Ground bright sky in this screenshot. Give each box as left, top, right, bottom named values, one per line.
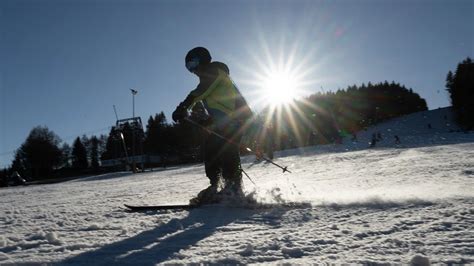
left=1, top=0, right=472, bottom=168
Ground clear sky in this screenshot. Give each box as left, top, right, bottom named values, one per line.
left=1, top=0, right=472, bottom=168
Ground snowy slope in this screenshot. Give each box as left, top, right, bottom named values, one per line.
left=1, top=108, right=473, bottom=265
left=345, top=107, right=466, bottom=148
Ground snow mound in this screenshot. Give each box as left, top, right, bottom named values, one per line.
left=411, top=254, right=431, bottom=266
left=321, top=196, right=434, bottom=210
left=239, top=244, right=254, bottom=256
left=45, top=232, right=62, bottom=245
left=281, top=246, right=305, bottom=258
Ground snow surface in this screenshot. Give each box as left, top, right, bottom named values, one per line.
left=1, top=108, right=473, bottom=264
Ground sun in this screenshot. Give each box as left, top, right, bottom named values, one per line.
left=233, top=30, right=328, bottom=110
left=260, top=70, right=301, bottom=106
left=243, top=48, right=311, bottom=108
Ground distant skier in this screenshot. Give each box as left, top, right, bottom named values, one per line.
left=394, top=135, right=401, bottom=144
left=370, top=133, right=377, bottom=147
left=256, top=122, right=274, bottom=160
left=351, top=131, right=358, bottom=142
left=377, top=132, right=383, bottom=141
left=172, top=47, right=253, bottom=204
left=264, top=123, right=274, bottom=159
left=254, top=142, right=263, bottom=161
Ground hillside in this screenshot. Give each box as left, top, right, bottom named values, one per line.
left=0, top=107, right=473, bottom=264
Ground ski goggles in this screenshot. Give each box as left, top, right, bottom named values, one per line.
left=186, top=58, right=200, bottom=73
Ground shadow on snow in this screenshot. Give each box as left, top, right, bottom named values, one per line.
left=59, top=207, right=289, bottom=265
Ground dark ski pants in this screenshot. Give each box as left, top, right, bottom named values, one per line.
left=203, top=131, right=242, bottom=187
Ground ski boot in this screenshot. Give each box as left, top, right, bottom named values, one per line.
left=218, top=180, right=245, bottom=201
left=189, top=185, right=219, bottom=206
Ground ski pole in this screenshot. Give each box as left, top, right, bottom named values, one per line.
left=184, top=117, right=291, bottom=173
left=184, top=118, right=260, bottom=185
left=241, top=168, right=256, bottom=186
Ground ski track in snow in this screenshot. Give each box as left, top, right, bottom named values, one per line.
left=1, top=109, right=474, bottom=264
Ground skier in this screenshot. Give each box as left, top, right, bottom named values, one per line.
left=172, top=47, right=253, bottom=204
left=351, top=131, right=358, bottom=142
left=370, top=133, right=377, bottom=147
left=394, top=135, right=401, bottom=144
left=377, top=132, right=383, bottom=141
left=264, top=123, right=275, bottom=159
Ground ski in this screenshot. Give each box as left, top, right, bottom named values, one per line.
left=124, top=203, right=198, bottom=211
left=124, top=201, right=312, bottom=211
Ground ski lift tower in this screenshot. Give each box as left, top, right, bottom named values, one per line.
left=115, top=116, right=144, bottom=172
left=130, top=89, right=138, bottom=172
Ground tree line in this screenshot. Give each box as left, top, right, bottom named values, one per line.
left=250, top=81, right=428, bottom=150
left=446, top=57, right=473, bottom=130
left=3, top=127, right=109, bottom=182
left=5, top=55, right=474, bottom=185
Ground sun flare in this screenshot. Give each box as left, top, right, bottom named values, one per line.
left=235, top=30, right=327, bottom=110
left=261, top=70, right=301, bottom=106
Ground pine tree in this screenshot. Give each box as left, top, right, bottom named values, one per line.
left=13, top=126, right=63, bottom=179
left=60, top=143, right=72, bottom=168
left=144, top=112, right=170, bottom=155
left=446, top=57, right=474, bottom=129
left=90, top=136, right=100, bottom=171
left=72, top=137, right=88, bottom=170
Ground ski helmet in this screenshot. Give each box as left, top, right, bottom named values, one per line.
left=185, top=47, right=211, bottom=72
